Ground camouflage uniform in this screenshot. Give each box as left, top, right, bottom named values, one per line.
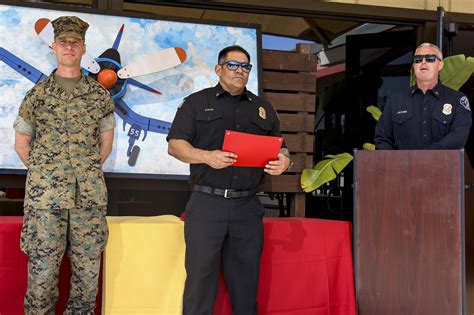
left=14, top=16, right=115, bottom=315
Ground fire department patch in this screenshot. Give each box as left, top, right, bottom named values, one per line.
left=460, top=96, right=471, bottom=111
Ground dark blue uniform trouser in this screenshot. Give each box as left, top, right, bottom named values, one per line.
left=183, top=191, right=265, bottom=315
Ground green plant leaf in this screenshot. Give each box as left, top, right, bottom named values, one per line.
left=366, top=105, right=382, bottom=121
left=300, top=153, right=353, bottom=193
left=440, top=55, right=474, bottom=91
left=363, top=143, right=376, bottom=150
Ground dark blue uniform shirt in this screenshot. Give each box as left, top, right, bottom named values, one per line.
left=375, top=82, right=472, bottom=149
left=166, top=84, right=283, bottom=190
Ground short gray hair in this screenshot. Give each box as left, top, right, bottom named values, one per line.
left=415, top=43, right=443, bottom=59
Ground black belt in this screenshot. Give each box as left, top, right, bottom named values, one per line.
left=193, top=185, right=254, bottom=199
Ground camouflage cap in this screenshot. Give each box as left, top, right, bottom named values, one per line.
left=51, top=16, right=89, bottom=40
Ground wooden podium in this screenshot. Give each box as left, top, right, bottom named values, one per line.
left=354, top=150, right=474, bottom=315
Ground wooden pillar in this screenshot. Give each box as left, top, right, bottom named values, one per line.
left=259, top=44, right=317, bottom=217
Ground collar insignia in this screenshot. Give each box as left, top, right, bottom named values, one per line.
left=259, top=106, right=266, bottom=119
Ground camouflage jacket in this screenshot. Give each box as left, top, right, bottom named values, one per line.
left=18, top=72, right=115, bottom=210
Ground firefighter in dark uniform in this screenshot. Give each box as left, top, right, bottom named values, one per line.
left=167, top=45, right=291, bottom=315
left=375, top=42, right=472, bottom=149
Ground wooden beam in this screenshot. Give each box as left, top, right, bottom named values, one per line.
left=262, top=50, right=318, bottom=72
left=257, top=174, right=302, bottom=192
left=263, top=72, right=316, bottom=93
left=290, top=193, right=306, bottom=217
left=279, top=113, right=315, bottom=132
left=263, top=92, right=316, bottom=113
left=283, top=134, right=314, bottom=153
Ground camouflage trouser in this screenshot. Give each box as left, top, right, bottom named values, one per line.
left=20, top=206, right=108, bottom=315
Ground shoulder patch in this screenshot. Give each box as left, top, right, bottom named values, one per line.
left=460, top=96, right=471, bottom=111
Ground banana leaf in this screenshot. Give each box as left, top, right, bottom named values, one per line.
left=440, top=55, right=474, bottom=90
left=366, top=105, right=382, bottom=121
left=300, top=153, right=353, bottom=193
left=363, top=143, right=376, bottom=150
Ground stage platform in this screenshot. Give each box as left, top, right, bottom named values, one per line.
left=0, top=216, right=356, bottom=314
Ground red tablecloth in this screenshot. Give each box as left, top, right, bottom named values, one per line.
left=214, top=218, right=356, bottom=315
left=0, top=216, right=101, bottom=315
left=0, top=216, right=355, bottom=315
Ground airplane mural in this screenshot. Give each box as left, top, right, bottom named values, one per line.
left=0, top=18, right=187, bottom=166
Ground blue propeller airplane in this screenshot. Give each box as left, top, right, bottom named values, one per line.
left=0, top=18, right=188, bottom=166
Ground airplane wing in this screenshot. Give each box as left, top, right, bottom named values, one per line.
left=115, top=98, right=172, bottom=135
left=117, top=47, right=187, bottom=79
left=0, top=47, right=47, bottom=84
left=35, top=18, right=100, bottom=74
left=127, top=74, right=195, bottom=105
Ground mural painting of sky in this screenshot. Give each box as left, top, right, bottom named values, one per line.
left=0, top=4, right=259, bottom=177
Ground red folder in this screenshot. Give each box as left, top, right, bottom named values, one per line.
left=222, top=130, right=283, bottom=167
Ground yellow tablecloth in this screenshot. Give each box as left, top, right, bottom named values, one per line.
left=102, top=215, right=186, bottom=314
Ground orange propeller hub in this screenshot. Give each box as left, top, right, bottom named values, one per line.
left=98, top=69, right=118, bottom=89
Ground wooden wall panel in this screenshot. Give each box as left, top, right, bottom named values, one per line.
left=290, top=155, right=313, bottom=173
left=283, top=134, right=314, bottom=153
left=262, top=50, right=318, bottom=72
left=257, top=175, right=301, bottom=192
left=260, top=44, right=316, bottom=217
left=263, top=72, right=316, bottom=93
left=279, top=113, right=315, bottom=132
left=263, top=92, right=315, bottom=113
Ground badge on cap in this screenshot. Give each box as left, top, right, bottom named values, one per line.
left=460, top=96, right=471, bottom=111
left=442, top=103, right=452, bottom=115
left=259, top=106, right=266, bottom=119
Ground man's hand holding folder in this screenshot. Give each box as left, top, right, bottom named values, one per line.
left=222, top=130, right=290, bottom=174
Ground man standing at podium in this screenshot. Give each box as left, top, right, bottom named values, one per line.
left=167, top=45, right=291, bottom=314
left=375, top=42, right=472, bottom=149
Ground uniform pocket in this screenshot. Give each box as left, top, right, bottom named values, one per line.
left=195, top=110, right=224, bottom=149
left=36, top=106, right=62, bottom=129
left=432, top=113, right=454, bottom=126
left=196, top=110, right=223, bottom=123
left=251, top=115, right=272, bottom=130
left=248, top=115, right=272, bottom=135
left=392, top=111, right=414, bottom=145
left=392, top=111, right=413, bottom=125
left=20, top=208, right=38, bottom=257
left=432, top=112, right=454, bottom=141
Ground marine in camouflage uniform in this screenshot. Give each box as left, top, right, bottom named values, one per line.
left=13, top=16, right=116, bottom=314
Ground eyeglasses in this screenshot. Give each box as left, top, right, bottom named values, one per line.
left=221, top=60, right=252, bottom=73
left=413, top=54, right=442, bottom=64
left=56, top=39, right=82, bottom=48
